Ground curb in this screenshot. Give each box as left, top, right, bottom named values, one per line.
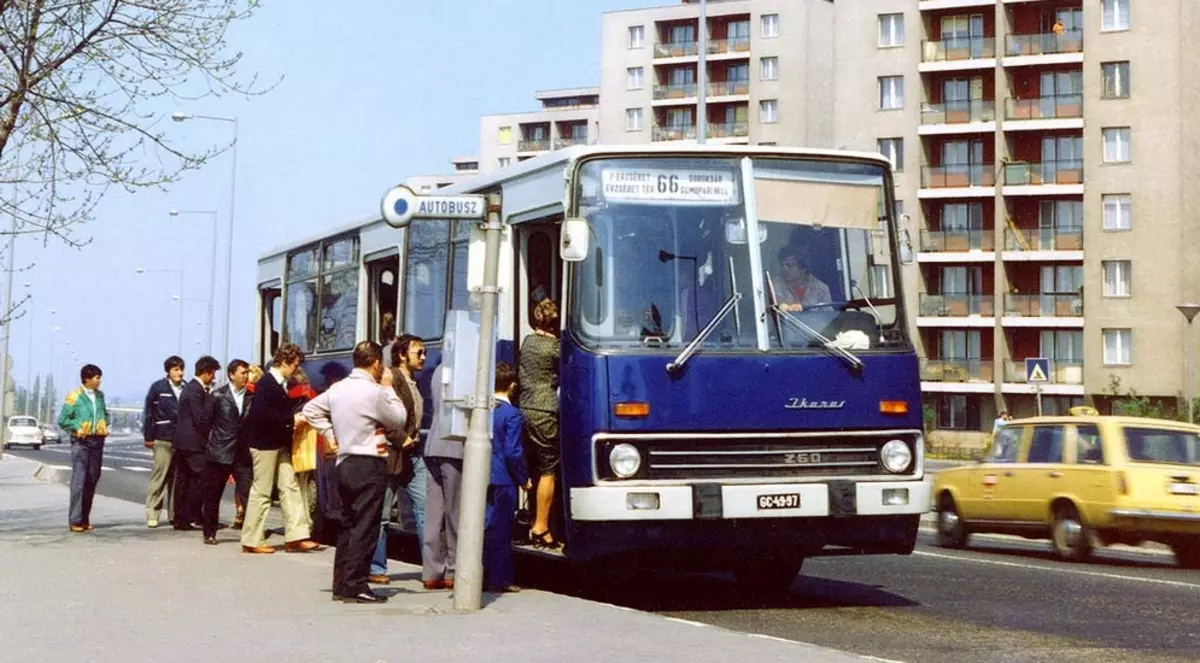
left=33, top=462, right=70, bottom=484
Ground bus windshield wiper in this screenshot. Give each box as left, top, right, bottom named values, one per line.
left=768, top=302, right=865, bottom=371
left=666, top=291, right=742, bottom=374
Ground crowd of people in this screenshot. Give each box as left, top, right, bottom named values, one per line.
left=56, top=300, right=567, bottom=604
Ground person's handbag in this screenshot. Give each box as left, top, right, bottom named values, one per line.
left=291, top=422, right=319, bottom=473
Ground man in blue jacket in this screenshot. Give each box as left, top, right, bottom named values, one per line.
left=142, top=355, right=185, bottom=528
left=485, top=362, right=531, bottom=593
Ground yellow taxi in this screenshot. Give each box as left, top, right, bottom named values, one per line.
left=932, top=408, right=1200, bottom=567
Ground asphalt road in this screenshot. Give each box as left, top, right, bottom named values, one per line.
left=10, top=446, right=1200, bottom=662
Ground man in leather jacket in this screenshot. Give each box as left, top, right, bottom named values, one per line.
left=201, top=359, right=252, bottom=544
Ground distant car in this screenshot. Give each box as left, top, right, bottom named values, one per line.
left=933, top=409, right=1200, bottom=568
left=41, top=425, right=61, bottom=444
left=5, top=416, right=42, bottom=450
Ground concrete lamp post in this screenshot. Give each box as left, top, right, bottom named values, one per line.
left=168, top=209, right=219, bottom=357
left=1178, top=304, right=1200, bottom=424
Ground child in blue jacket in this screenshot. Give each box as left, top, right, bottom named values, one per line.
left=485, top=362, right=531, bottom=592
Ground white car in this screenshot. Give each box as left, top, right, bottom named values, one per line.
left=5, top=416, right=42, bottom=450
left=41, top=425, right=62, bottom=444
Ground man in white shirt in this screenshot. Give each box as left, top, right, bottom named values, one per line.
left=303, top=341, right=408, bottom=604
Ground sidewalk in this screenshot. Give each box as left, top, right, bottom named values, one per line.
left=0, top=455, right=881, bottom=663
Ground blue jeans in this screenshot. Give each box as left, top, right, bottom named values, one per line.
left=69, top=437, right=105, bottom=526
left=370, top=453, right=427, bottom=575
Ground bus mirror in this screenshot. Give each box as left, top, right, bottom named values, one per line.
left=725, top=218, right=767, bottom=245
left=898, top=213, right=915, bottom=265
left=561, top=217, right=590, bottom=262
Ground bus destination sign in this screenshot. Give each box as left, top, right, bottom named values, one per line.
left=600, top=168, right=738, bottom=205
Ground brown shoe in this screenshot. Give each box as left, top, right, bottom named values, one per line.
left=444, top=579, right=455, bottom=590
left=368, top=574, right=391, bottom=585
left=241, top=545, right=276, bottom=554
left=69, top=525, right=86, bottom=533
left=284, top=539, right=322, bottom=553
left=422, top=579, right=449, bottom=591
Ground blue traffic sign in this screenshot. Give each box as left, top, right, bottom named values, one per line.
left=1025, top=357, right=1050, bottom=384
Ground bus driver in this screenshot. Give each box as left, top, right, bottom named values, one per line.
left=774, top=244, right=830, bottom=313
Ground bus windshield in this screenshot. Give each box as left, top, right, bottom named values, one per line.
left=570, top=155, right=905, bottom=354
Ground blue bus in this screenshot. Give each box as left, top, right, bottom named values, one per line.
left=254, top=144, right=926, bottom=591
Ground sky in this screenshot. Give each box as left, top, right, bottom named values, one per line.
left=9, top=0, right=656, bottom=404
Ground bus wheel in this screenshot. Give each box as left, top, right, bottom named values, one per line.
left=733, top=556, right=803, bottom=595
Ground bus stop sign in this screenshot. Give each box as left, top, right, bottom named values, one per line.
left=382, top=184, right=487, bottom=229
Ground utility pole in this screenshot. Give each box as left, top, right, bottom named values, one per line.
left=697, top=0, right=708, bottom=145
left=1177, top=304, right=1200, bottom=423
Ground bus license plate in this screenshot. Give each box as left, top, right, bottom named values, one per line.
left=757, top=493, right=801, bottom=510
left=1170, top=483, right=1198, bottom=495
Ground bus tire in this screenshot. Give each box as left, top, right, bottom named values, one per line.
left=733, top=556, right=803, bottom=595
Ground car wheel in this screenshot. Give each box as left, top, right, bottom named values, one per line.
left=1171, top=539, right=1200, bottom=569
left=936, top=494, right=969, bottom=549
left=1051, top=503, right=1093, bottom=562
left=32, top=444, right=41, bottom=451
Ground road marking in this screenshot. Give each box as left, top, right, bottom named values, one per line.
left=100, top=466, right=113, bottom=471
left=44, top=464, right=70, bottom=470
left=121, top=466, right=151, bottom=472
left=663, top=616, right=709, bottom=628
left=913, top=550, right=1200, bottom=590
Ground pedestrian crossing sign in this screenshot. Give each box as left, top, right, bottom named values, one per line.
left=1025, top=358, right=1050, bottom=384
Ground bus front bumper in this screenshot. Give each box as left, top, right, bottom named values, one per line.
left=570, top=479, right=929, bottom=522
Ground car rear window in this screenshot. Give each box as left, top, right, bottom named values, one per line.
left=1124, top=427, right=1200, bottom=466
left=9, top=417, right=36, bottom=427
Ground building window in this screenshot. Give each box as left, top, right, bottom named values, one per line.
left=498, top=157, right=511, bottom=168
left=877, top=138, right=903, bottom=172
left=759, top=99, right=778, bottom=124
left=878, top=13, right=904, bottom=48
left=625, top=107, right=643, bottom=132
left=626, top=66, right=644, bottom=90
left=1102, top=62, right=1130, bottom=99
left=761, top=13, right=779, bottom=38
left=760, top=56, right=778, bottom=81
left=1103, top=329, right=1132, bottom=365
left=1102, top=260, right=1131, bottom=297
left=1103, top=194, right=1132, bottom=231
left=879, top=76, right=904, bottom=110
left=628, top=25, right=644, bottom=49
left=1103, top=127, right=1131, bottom=163
left=497, top=126, right=512, bottom=145
left=937, top=395, right=972, bottom=431
left=1102, top=0, right=1130, bottom=31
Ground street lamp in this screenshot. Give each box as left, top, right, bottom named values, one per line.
left=169, top=208, right=219, bottom=356
left=1178, top=304, right=1200, bottom=423
left=172, top=111, right=238, bottom=365
left=137, top=267, right=186, bottom=354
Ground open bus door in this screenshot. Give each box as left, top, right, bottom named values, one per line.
left=258, top=282, right=282, bottom=367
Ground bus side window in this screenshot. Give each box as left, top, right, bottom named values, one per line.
left=405, top=220, right=451, bottom=340
left=368, top=256, right=399, bottom=344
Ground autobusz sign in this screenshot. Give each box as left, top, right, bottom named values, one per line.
left=382, top=184, right=486, bottom=228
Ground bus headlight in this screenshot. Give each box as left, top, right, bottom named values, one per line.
left=880, top=440, right=912, bottom=474
left=609, top=443, right=642, bottom=479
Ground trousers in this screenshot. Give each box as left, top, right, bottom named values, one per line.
left=333, top=455, right=387, bottom=597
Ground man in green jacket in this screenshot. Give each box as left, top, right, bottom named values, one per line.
left=58, top=364, right=110, bottom=532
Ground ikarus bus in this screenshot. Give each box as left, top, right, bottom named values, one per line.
left=253, top=144, right=927, bottom=592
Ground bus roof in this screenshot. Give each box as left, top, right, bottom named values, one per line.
left=257, top=144, right=892, bottom=262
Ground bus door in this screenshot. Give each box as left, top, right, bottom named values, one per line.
left=516, top=222, right=563, bottom=343
left=258, top=282, right=282, bottom=366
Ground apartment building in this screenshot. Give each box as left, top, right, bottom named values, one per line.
left=405, top=157, right=480, bottom=194
left=834, top=0, right=1200, bottom=445
left=598, top=0, right=836, bottom=146
left=478, top=87, right=600, bottom=173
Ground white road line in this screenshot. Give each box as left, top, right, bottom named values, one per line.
left=44, top=464, right=70, bottom=470
left=100, top=466, right=113, bottom=472
left=662, top=616, right=709, bottom=628
left=913, top=550, right=1200, bottom=590
left=121, top=466, right=151, bottom=473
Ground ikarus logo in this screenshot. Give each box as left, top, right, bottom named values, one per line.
left=784, top=398, right=846, bottom=410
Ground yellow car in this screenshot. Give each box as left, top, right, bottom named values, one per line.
left=932, top=410, right=1200, bottom=567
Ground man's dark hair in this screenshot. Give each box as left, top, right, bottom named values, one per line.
left=777, top=244, right=808, bottom=270
left=352, top=341, right=383, bottom=369
left=80, top=364, right=102, bottom=382
left=163, top=356, right=185, bottom=372
left=494, top=361, right=516, bottom=393
left=390, top=333, right=423, bottom=366
left=272, top=342, right=305, bottom=368
left=228, top=359, right=250, bottom=375
left=195, top=355, right=221, bottom=376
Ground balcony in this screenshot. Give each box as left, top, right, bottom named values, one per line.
left=1004, top=95, right=1083, bottom=124
left=1004, top=294, right=1084, bottom=318
left=653, top=83, right=697, bottom=100
left=1004, top=359, right=1084, bottom=385
left=708, top=121, right=749, bottom=139
left=653, top=125, right=697, bottom=142
left=920, top=37, right=996, bottom=71
left=655, top=41, right=698, bottom=59
left=1003, top=227, right=1083, bottom=253
left=920, top=229, right=995, bottom=252
left=1005, top=31, right=1084, bottom=58
left=920, top=293, right=996, bottom=318
left=921, top=358, right=995, bottom=384
left=554, top=136, right=588, bottom=149
left=920, top=101, right=996, bottom=133
left=707, top=80, right=750, bottom=97
left=708, top=37, right=750, bottom=55
left=518, top=139, right=550, bottom=153
left=921, top=164, right=996, bottom=189
left=1002, top=160, right=1083, bottom=194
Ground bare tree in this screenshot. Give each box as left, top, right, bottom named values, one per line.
left=0, top=0, right=273, bottom=246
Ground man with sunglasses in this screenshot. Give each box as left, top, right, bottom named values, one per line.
left=369, top=333, right=428, bottom=585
